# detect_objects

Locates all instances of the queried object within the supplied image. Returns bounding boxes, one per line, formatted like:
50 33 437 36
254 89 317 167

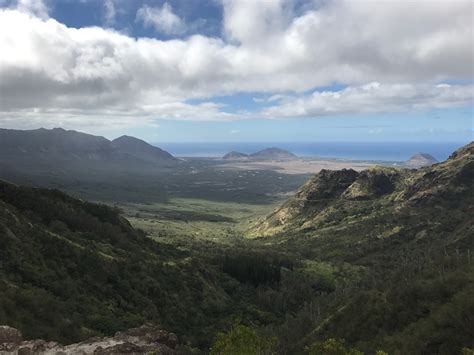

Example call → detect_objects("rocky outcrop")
247 169 359 236
0 325 177 354
342 167 400 200
0 326 22 345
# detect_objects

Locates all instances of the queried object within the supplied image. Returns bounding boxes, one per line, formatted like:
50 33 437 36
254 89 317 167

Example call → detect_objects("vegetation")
210 323 278 355
0 142 472 354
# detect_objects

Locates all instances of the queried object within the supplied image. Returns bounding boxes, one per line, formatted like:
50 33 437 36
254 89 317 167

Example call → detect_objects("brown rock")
0 325 22 344
0 324 177 354
94 342 144 354
17 347 33 355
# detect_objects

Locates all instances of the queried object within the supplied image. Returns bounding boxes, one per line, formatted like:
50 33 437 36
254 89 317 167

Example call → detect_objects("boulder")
0 325 22 344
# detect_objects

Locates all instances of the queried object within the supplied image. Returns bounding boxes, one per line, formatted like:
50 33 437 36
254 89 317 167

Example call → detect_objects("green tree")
305 338 363 355
210 324 278 355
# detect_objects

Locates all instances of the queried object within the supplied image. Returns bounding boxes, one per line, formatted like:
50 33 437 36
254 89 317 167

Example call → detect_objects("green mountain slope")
0 180 262 348
249 142 473 237
0 142 472 354
244 142 474 354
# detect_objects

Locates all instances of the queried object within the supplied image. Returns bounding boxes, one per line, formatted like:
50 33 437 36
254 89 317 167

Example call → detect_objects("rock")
115 325 177 349
247 169 359 236
17 347 33 355
0 325 22 344
93 342 144 354
343 168 400 200
0 325 177 354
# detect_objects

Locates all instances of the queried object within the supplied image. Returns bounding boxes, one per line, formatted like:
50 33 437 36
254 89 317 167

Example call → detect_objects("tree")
305 338 363 355
210 323 278 355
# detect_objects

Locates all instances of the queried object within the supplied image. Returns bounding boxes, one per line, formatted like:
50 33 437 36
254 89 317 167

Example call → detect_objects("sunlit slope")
248 142 473 237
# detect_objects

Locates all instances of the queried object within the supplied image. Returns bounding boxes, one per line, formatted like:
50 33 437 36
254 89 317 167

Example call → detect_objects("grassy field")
121 197 283 245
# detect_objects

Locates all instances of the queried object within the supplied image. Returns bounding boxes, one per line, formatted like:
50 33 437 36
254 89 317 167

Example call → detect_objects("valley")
1 1 472 353
0 128 472 354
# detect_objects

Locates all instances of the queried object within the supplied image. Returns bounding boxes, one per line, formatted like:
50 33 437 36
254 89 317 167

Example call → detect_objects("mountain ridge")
112 135 177 163
248 142 473 237
0 128 177 172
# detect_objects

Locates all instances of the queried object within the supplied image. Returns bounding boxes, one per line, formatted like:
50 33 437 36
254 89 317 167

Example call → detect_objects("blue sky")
115 107 473 143
0 0 472 143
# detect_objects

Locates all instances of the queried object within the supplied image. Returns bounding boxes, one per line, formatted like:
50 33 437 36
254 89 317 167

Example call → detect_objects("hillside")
0 142 472 354
243 142 474 354
0 179 273 349
250 142 472 237
112 135 177 163
406 152 439 168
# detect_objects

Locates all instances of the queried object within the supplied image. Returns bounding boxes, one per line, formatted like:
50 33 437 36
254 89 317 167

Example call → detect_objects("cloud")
103 0 116 26
136 3 185 35
0 0 473 129
260 83 474 118
222 0 292 45
15 0 48 19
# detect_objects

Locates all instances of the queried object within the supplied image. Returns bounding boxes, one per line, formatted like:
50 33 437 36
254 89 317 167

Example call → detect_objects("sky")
0 0 473 143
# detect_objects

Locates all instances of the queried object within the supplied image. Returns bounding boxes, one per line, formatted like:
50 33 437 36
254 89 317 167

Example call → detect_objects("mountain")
112 135 176 163
222 151 249 160
0 142 473 354
250 148 297 160
249 142 472 237
406 152 439 168
244 142 474 353
0 128 176 168
0 127 111 159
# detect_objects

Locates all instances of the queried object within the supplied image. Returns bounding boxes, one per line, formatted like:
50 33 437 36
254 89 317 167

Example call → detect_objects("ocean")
155 141 470 162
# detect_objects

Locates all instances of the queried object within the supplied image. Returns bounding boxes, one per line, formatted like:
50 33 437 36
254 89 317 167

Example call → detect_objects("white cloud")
260 83 474 118
0 0 473 129
136 3 185 35
222 0 292 45
103 0 116 26
15 0 48 19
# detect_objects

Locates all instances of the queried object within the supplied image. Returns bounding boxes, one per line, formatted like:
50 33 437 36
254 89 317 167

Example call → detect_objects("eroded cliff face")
0 325 177 355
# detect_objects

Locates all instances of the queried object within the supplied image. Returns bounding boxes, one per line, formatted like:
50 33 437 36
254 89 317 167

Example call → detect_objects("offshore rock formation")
0 325 177 354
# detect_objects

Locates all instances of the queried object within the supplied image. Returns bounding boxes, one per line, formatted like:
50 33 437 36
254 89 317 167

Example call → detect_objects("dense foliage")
0 181 268 347
222 254 283 286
